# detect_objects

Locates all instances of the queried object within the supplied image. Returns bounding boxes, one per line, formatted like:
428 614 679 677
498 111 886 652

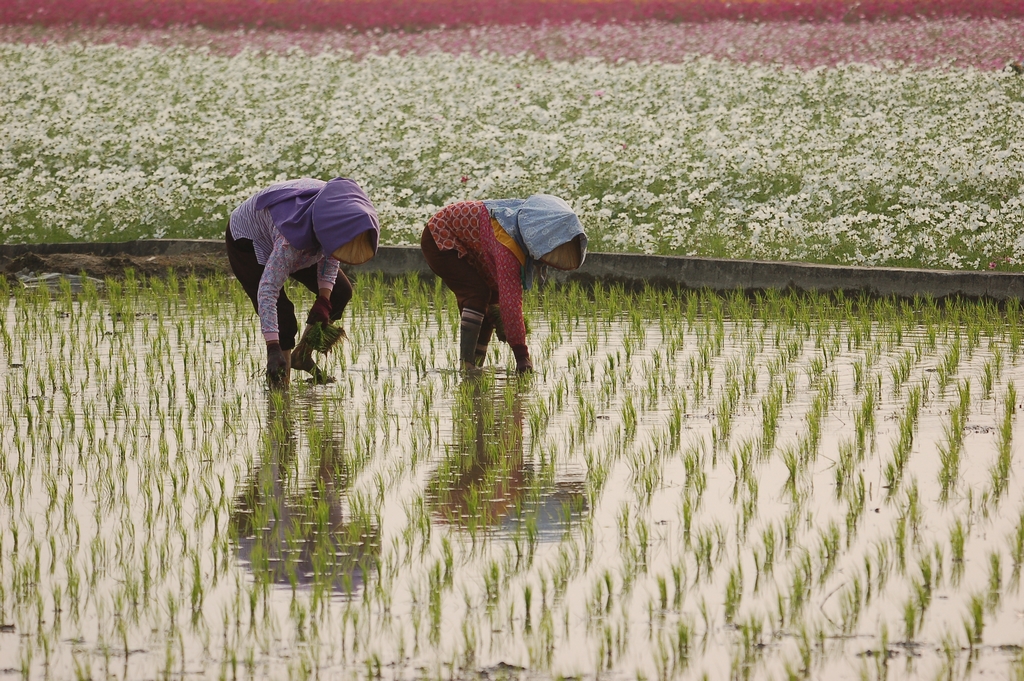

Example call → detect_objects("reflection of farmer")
429 380 527 528
428 379 586 536
420 195 587 373
226 177 380 386
230 395 378 593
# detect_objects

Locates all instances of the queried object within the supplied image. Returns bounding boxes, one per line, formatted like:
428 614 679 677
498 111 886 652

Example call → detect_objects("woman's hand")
267 341 289 386
306 293 332 326
511 344 533 374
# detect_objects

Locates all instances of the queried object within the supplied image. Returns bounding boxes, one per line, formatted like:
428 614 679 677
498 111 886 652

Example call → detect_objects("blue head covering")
254 178 380 261
482 194 587 290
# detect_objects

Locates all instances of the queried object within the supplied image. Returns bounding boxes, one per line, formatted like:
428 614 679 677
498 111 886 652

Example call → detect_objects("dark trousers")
420 227 498 313
421 227 500 358
226 224 352 350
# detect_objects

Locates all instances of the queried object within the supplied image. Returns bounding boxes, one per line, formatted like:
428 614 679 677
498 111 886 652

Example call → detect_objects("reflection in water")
230 393 379 595
427 374 586 540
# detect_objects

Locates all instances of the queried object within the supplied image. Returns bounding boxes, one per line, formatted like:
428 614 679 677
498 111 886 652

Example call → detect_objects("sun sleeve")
317 256 340 291
492 244 527 347
257 235 300 342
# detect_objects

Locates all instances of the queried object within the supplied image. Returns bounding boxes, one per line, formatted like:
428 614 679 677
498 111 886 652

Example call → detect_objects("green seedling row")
1 272 1024 680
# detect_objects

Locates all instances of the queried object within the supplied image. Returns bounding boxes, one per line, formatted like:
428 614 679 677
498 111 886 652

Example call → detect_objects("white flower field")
2 40 1023 268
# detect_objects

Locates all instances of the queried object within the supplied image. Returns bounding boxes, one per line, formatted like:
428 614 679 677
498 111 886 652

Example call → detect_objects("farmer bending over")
226 177 379 386
421 194 587 373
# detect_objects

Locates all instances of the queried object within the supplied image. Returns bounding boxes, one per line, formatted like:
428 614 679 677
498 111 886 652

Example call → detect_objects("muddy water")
1 280 1023 680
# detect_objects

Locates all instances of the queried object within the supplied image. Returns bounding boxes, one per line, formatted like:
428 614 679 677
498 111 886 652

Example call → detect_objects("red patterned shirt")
426 201 526 347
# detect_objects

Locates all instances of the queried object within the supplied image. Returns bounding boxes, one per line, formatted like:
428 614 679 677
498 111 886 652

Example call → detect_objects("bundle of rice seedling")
302 322 347 353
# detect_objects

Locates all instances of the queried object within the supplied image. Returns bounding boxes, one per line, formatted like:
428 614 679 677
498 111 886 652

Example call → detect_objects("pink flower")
990 262 997 269
8 17 1024 71
4 0 1024 38
460 175 469 183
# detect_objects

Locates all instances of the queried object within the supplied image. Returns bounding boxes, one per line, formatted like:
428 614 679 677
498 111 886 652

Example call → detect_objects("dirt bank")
0 251 231 281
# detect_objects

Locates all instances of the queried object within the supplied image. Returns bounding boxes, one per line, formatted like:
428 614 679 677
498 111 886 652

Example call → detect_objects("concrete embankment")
3 238 1024 300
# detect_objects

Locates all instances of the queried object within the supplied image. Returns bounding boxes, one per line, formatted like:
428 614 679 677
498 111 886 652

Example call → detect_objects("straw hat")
332 231 375 265
539 235 584 270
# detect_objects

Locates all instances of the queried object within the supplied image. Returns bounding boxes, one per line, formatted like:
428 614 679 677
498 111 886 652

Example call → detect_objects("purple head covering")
254 177 379 258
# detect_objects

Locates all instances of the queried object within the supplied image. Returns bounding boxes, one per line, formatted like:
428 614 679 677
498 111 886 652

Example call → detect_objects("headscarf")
483 194 587 290
254 177 380 259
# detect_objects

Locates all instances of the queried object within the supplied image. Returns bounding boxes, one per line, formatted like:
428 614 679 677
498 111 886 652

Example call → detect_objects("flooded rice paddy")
2 272 1024 680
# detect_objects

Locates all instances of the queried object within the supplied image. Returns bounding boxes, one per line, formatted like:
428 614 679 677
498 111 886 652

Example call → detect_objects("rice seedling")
883 384 922 495
965 593 986 648
938 379 971 502
5 274 1024 678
